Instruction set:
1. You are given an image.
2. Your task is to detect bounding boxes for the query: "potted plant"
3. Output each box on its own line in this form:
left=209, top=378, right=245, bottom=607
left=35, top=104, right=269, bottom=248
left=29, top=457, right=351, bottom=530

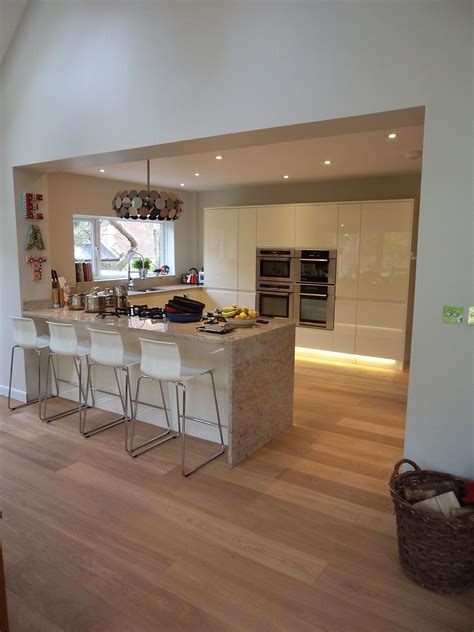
left=131, top=257, right=153, bottom=278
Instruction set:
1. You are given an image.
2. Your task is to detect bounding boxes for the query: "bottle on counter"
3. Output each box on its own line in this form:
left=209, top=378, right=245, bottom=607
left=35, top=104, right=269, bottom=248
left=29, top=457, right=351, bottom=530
left=51, top=270, right=60, bottom=308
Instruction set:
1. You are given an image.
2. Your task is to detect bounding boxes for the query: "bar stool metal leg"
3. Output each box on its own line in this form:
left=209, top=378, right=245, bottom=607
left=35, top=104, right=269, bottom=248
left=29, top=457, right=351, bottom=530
left=179, top=371, right=225, bottom=477
left=126, top=375, right=177, bottom=458
left=81, top=362, right=130, bottom=438
left=8, top=346, right=48, bottom=415
left=41, top=352, right=86, bottom=423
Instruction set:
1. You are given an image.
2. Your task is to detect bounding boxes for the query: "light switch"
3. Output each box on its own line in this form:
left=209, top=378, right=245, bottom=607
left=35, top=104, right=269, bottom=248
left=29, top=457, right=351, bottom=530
left=442, top=305, right=463, bottom=325
left=468, top=307, right=474, bottom=326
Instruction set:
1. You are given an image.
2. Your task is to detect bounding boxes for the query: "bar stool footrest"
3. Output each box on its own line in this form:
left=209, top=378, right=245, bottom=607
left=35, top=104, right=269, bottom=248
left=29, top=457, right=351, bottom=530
left=183, top=445, right=225, bottom=477
left=128, top=428, right=178, bottom=458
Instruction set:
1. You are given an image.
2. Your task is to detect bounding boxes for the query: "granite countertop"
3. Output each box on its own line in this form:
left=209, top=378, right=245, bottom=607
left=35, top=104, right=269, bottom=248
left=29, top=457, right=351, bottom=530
left=23, top=308, right=295, bottom=345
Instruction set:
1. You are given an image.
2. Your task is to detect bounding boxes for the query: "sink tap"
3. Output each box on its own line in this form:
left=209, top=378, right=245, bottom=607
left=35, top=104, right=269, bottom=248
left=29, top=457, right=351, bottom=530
left=127, top=251, right=145, bottom=289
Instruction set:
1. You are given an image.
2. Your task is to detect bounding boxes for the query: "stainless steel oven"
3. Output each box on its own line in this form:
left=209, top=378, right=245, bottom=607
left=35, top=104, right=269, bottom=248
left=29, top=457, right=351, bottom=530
left=294, top=249, right=336, bottom=285
left=257, top=281, right=294, bottom=320
left=295, top=283, right=335, bottom=329
left=257, top=248, right=295, bottom=283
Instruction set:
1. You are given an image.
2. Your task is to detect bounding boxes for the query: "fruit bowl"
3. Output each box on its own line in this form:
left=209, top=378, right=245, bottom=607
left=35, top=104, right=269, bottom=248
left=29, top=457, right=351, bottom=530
left=224, top=317, right=258, bottom=327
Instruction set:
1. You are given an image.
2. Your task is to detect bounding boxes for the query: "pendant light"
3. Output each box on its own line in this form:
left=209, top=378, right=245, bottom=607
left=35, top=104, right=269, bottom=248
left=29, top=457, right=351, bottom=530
left=112, top=160, right=183, bottom=221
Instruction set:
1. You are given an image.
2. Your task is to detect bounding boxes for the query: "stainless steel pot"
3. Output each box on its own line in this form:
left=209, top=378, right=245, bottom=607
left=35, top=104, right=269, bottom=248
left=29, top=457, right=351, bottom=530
left=84, top=292, right=113, bottom=313
left=68, top=294, right=85, bottom=310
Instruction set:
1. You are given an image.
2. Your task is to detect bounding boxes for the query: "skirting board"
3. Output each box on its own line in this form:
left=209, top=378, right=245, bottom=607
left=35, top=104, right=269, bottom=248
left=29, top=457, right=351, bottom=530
left=0, top=385, right=26, bottom=402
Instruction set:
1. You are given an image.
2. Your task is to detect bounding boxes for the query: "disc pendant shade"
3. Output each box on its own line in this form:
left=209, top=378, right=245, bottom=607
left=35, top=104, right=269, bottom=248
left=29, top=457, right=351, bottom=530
left=112, top=160, right=183, bottom=221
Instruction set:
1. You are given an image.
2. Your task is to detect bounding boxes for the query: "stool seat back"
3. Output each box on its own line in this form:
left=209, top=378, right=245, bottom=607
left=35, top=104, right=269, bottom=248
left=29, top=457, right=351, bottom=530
left=139, top=338, right=181, bottom=381
left=10, top=317, right=38, bottom=349
left=88, top=328, right=125, bottom=366
left=47, top=322, right=78, bottom=355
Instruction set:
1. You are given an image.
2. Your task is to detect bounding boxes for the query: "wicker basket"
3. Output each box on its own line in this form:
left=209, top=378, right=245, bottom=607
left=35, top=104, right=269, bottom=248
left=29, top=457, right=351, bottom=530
left=389, top=459, right=474, bottom=594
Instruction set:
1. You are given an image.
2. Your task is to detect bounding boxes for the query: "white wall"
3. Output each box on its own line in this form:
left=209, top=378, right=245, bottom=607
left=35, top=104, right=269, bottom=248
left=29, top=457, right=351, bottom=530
left=1, top=1, right=472, bottom=476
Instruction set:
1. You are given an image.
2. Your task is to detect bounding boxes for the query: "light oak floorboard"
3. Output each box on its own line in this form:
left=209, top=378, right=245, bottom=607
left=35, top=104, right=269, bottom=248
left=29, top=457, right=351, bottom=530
left=1, top=358, right=473, bottom=631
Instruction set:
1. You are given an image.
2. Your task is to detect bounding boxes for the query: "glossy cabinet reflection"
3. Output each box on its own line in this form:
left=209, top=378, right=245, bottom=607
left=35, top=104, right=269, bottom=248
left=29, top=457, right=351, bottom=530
left=355, top=300, right=407, bottom=369
left=256, top=206, right=295, bottom=247
left=336, top=203, right=361, bottom=299
left=204, top=289, right=239, bottom=311
left=358, top=201, right=413, bottom=302
left=204, top=208, right=239, bottom=289
left=294, top=203, right=338, bottom=248
left=333, top=298, right=357, bottom=354
left=238, top=208, right=257, bottom=291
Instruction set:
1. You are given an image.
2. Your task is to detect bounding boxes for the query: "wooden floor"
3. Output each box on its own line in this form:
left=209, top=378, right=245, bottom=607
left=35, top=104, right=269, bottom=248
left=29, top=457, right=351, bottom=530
left=1, top=359, right=473, bottom=631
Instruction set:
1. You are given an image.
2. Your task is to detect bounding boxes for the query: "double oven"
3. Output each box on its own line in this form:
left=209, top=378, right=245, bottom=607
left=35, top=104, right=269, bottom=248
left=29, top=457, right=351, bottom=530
left=256, top=247, right=336, bottom=329
left=256, top=249, right=295, bottom=320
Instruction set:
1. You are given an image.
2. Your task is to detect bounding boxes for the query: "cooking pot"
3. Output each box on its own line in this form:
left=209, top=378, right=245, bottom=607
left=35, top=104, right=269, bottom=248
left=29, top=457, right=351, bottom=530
left=84, top=292, right=114, bottom=313
left=68, top=294, right=85, bottom=310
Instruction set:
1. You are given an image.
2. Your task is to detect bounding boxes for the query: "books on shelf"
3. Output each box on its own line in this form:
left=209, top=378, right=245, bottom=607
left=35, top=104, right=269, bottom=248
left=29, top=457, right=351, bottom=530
left=75, top=262, right=93, bottom=282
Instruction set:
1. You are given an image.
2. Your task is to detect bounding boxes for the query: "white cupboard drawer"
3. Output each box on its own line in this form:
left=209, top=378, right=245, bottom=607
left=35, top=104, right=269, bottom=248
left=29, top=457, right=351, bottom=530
left=294, top=203, right=338, bottom=249
left=256, top=206, right=295, bottom=247
left=333, top=299, right=357, bottom=354
left=295, top=326, right=334, bottom=352
left=355, top=300, right=406, bottom=369
left=336, top=203, right=361, bottom=299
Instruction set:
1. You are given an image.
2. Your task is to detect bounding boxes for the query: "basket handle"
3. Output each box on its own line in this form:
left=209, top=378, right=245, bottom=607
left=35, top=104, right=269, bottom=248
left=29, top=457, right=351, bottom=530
left=390, top=459, right=421, bottom=485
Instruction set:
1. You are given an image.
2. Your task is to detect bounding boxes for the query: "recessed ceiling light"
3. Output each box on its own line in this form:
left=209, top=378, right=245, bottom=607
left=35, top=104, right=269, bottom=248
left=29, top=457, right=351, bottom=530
left=215, top=155, right=223, bottom=160
left=194, top=172, right=200, bottom=176
left=180, top=183, right=185, bottom=187
left=388, top=133, right=397, bottom=139
left=324, top=160, right=331, bottom=165
left=283, top=175, right=289, bottom=179
left=98, top=168, right=106, bottom=173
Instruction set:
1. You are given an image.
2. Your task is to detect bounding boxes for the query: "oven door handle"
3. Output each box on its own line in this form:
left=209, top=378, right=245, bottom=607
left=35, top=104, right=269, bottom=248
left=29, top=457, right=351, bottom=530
left=298, top=293, right=327, bottom=297
left=299, top=258, right=329, bottom=262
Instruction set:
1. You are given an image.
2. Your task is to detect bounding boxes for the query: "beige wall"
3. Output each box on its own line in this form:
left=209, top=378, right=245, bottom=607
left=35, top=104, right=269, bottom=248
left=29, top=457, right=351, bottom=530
left=47, top=172, right=199, bottom=287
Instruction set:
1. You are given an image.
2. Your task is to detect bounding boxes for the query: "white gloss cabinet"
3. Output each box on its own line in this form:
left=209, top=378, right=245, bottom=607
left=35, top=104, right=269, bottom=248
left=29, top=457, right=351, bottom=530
left=256, top=205, right=295, bottom=247
left=336, top=203, right=361, bottom=299
left=294, top=203, right=338, bottom=249
left=238, top=207, right=257, bottom=291
left=333, top=298, right=357, bottom=354
left=237, top=292, right=256, bottom=310
left=355, top=300, right=407, bottom=369
left=358, top=200, right=413, bottom=302
left=204, top=208, right=238, bottom=289
left=203, top=289, right=239, bottom=312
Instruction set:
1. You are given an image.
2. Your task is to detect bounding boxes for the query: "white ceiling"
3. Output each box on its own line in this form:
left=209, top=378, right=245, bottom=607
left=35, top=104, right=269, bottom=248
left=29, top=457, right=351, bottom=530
left=0, top=0, right=28, bottom=66
left=68, top=124, right=423, bottom=191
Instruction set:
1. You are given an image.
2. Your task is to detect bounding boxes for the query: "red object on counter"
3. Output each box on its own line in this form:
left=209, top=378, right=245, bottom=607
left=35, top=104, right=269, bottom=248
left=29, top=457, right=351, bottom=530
left=463, top=482, right=474, bottom=505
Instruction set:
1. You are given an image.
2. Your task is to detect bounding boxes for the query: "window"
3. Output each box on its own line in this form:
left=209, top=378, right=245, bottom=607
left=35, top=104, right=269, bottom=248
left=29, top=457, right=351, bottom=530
left=73, top=216, right=173, bottom=280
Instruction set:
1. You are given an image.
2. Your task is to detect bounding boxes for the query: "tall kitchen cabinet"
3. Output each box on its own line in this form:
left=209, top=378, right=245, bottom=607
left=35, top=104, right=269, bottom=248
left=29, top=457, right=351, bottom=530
left=355, top=200, right=413, bottom=368
left=204, top=207, right=257, bottom=310
left=333, top=203, right=361, bottom=355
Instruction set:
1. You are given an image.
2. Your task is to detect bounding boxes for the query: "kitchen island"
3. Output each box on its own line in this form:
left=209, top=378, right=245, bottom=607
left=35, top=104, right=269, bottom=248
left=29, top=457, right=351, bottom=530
left=22, top=308, right=296, bottom=467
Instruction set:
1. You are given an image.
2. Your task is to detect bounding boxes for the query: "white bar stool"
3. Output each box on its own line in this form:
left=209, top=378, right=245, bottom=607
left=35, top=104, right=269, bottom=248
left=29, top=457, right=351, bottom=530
left=8, top=317, right=50, bottom=415
left=129, top=338, right=225, bottom=476
left=82, top=329, right=140, bottom=439
left=41, top=321, right=91, bottom=425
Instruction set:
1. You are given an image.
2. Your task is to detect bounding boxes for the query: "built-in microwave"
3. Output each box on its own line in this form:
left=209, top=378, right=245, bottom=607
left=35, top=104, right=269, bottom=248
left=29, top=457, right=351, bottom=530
left=294, top=283, right=335, bottom=329
left=256, top=280, right=294, bottom=320
left=257, top=248, right=295, bottom=283
left=294, top=249, right=336, bottom=285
